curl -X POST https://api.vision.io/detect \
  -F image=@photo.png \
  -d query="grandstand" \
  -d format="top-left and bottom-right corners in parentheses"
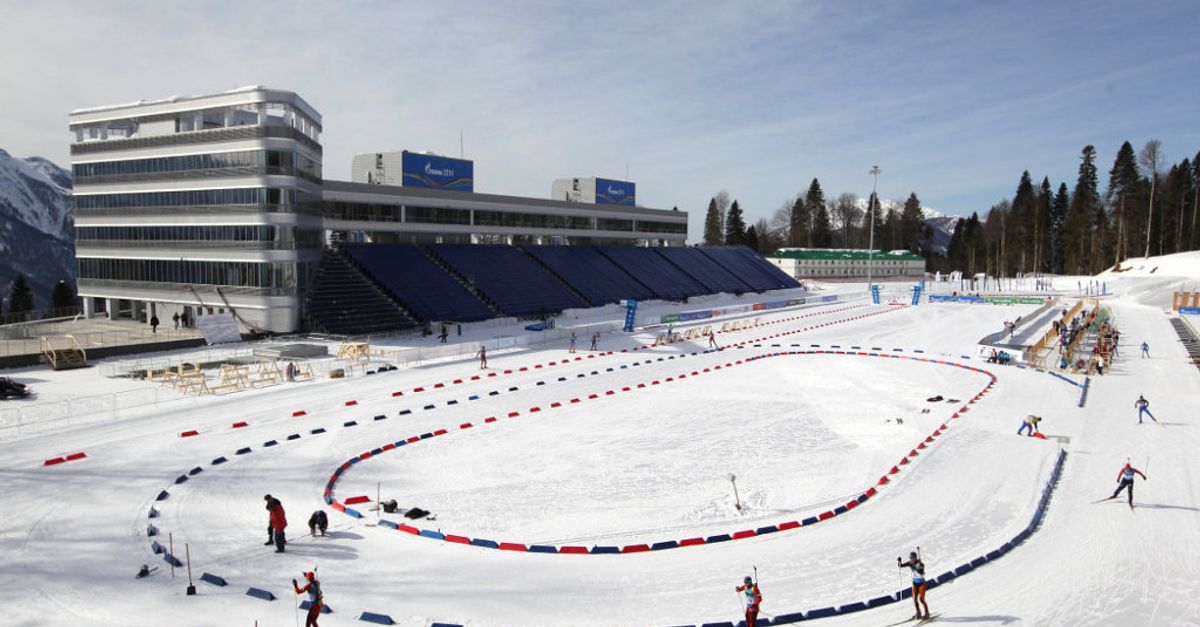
top-left (312, 244), bottom-right (801, 334)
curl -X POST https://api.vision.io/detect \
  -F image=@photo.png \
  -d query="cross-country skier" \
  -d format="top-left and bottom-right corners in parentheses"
top-left (590, 332), bottom-right (599, 351)
top-left (1134, 395), bottom-right (1157, 424)
top-left (1109, 462), bottom-right (1148, 509)
top-left (897, 551), bottom-right (930, 620)
top-left (735, 575), bottom-right (762, 626)
top-left (476, 345), bottom-right (487, 369)
top-left (293, 571), bottom-right (323, 627)
top-left (1017, 415), bottom-right (1042, 436)
top-left (708, 330), bottom-right (720, 349)
top-left (569, 331), bottom-right (577, 353)
top-left (1140, 341), bottom-right (1149, 358)
top-left (265, 495), bottom-right (287, 552)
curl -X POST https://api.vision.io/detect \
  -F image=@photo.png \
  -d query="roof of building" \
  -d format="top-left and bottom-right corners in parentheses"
top-left (768, 248), bottom-right (924, 261)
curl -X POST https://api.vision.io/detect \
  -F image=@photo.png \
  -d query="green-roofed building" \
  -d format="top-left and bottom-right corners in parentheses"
top-left (766, 248), bottom-right (925, 280)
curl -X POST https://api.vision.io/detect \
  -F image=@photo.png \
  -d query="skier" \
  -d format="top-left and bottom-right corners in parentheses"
top-left (590, 332), bottom-right (599, 351)
top-left (1141, 341), bottom-right (1149, 358)
top-left (292, 571), bottom-right (323, 627)
top-left (477, 345), bottom-right (488, 369)
top-left (708, 330), bottom-right (720, 350)
top-left (897, 551), bottom-right (930, 620)
top-left (308, 510), bottom-right (328, 537)
top-left (1108, 462), bottom-right (1148, 509)
top-left (569, 330), bottom-right (577, 353)
top-left (265, 494), bottom-right (287, 552)
top-left (439, 324), bottom-right (449, 344)
top-left (1017, 415), bottom-right (1042, 436)
top-left (1134, 395), bottom-right (1157, 424)
top-left (735, 575), bottom-right (762, 626)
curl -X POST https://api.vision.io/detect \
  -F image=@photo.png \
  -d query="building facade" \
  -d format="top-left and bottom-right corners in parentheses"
top-left (70, 87), bottom-right (324, 333)
top-left (70, 87), bottom-right (687, 333)
top-left (767, 248), bottom-right (925, 279)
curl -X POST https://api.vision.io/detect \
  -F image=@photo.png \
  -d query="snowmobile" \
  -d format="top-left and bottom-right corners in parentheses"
top-left (0, 377), bottom-right (31, 400)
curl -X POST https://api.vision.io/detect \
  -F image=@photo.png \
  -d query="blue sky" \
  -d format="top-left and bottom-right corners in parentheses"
top-left (2, 1), bottom-right (1198, 239)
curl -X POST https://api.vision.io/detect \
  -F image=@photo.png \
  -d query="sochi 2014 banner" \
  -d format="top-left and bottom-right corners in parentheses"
top-left (594, 178), bottom-right (635, 206)
top-left (401, 152), bottom-right (474, 191)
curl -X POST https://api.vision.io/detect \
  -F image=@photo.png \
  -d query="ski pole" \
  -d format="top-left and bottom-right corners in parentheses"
top-left (753, 565), bottom-right (758, 585)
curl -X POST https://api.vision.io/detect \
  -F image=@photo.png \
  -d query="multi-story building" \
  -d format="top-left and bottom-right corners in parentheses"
top-left (69, 87), bottom-right (687, 333)
top-left (767, 248), bottom-right (925, 280)
top-left (70, 87), bottom-right (324, 333)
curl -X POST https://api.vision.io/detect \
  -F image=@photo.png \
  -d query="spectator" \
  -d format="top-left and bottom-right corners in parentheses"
top-left (150, 315), bottom-right (159, 334)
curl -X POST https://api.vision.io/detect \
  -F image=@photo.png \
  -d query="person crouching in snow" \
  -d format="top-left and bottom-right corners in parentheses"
top-left (1017, 415), bottom-right (1042, 436)
top-left (293, 571), bottom-right (323, 627)
top-left (735, 575), bottom-right (762, 626)
top-left (308, 510), bottom-right (328, 537)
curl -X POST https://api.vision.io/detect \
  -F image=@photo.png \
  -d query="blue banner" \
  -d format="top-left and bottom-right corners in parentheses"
top-left (401, 152), bottom-right (474, 191)
top-left (1180, 307), bottom-right (1200, 315)
top-left (623, 300), bottom-right (638, 332)
top-left (677, 310), bottom-right (714, 322)
top-left (595, 178), bottom-right (635, 206)
top-left (929, 295), bottom-right (986, 303)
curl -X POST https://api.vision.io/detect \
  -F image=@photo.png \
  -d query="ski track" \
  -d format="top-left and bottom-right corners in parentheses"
top-left (2, 286), bottom-right (1200, 626)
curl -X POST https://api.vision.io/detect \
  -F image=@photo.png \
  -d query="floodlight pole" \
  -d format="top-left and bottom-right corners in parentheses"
top-left (868, 166), bottom-right (881, 292)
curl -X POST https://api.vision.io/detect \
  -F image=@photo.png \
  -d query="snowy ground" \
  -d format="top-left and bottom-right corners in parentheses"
top-left (2, 258), bottom-right (1199, 626)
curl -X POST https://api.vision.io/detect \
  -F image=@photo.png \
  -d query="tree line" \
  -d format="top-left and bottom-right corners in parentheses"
top-left (1, 274), bottom-right (78, 324)
top-left (700, 139), bottom-right (1198, 277)
top-left (942, 140), bottom-right (1198, 277)
top-left (701, 180), bottom-right (931, 256)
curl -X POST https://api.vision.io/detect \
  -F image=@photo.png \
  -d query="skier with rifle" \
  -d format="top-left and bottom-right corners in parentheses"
top-left (897, 550), bottom-right (930, 620)
top-left (1134, 395), bottom-right (1158, 424)
top-left (292, 571), bottom-right (323, 627)
top-left (735, 574), bottom-right (763, 626)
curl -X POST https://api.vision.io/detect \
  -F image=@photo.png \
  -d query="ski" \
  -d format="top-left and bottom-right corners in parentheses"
top-left (919, 613), bottom-right (942, 624)
top-left (1091, 496), bottom-right (1116, 504)
top-left (885, 616), bottom-right (924, 626)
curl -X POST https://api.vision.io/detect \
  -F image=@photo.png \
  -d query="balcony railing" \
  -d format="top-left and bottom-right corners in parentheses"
top-left (70, 125), bottom-right (321, 155)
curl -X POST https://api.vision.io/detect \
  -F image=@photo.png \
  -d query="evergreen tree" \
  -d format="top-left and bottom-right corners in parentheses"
top-left (900, 193), bottom-right (924, 254)
top-left (744, 225), bottom-right (760, 253)
top-left (1010, 172), bottom-right (1037, 273)
top-left (1036, 177), bottom-right (1053, 272)
top-left (1065, 145), bottom-right (1099, 273)
top-left (789, 196), bottom-right (809, 247)
top-left (1050, 183), bottom-right (1069, 273)
top-left (865, 192), bottom-right (884, 252)
top-left (962, 212), bottom-right (982, 275)
top-left (1106, 141), bottom-right (1142, 263)
top-left (702, 198), bottom-right (723, 246)
top-left (724, 200), bottom-right (747, 246)
top-left (811, 202), bottom-right (833, 247)
top-left (803, 179), bottom-right (826, 247)
top-left (753, 218), bottom-right (774, 253)
top-left (50, 280), bottom-right (76, 312)
top-left (1193, 151), bottom-right (1200, 251)
top-left (8, 274), bottom-right (34, 317)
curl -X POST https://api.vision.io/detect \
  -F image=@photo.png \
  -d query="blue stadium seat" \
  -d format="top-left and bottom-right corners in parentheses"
top-left (523, 246), bottom-right (654, 305)
top-left (699, 247), bottom-right (800, 291)
top-left (431, 245), bottom-right (587, 317)
top-left (596, 247), bottom-right (709, 300)
top-left (343, 244), bottom-right (493, 322)
top-left (654, 248), bottom-right (755, 294)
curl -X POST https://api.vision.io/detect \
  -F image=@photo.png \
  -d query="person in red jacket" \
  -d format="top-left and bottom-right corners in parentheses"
top-left (736, 575), bottom-right (762, 626)
top-left (293, 571), bottom-right (323, 627)
top-left (265, 494), bottom-right (288, 552)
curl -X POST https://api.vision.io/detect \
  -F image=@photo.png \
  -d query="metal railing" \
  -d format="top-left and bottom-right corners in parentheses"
top-left (70, 125), bottom-right (322, 155)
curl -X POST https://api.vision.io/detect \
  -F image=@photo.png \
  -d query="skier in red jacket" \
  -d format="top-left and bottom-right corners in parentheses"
top-left (293, 571), bottom-right (323, 626)
top-left (1109, 462), bottom-right (1148, 509)
top-left (736, 575), bottom-right (762, 626)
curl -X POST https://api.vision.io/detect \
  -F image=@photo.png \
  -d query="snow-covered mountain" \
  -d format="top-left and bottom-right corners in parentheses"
top-left (0, 149), bottom-right (75, 309)
top-left (852, 197), bottom-right (962, 257)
